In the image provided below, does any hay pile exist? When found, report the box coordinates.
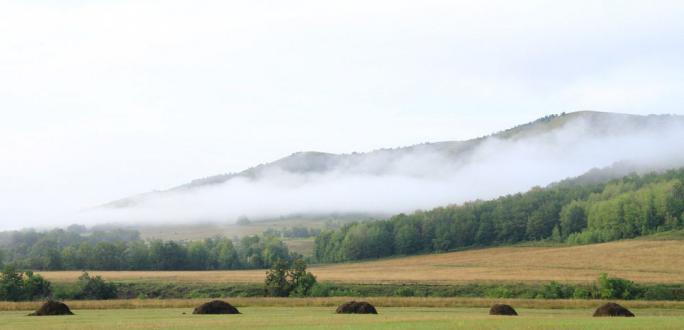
[193,300,240,314]
[28,301,74,316]
[489,304,518,316]
[335,301,378,314]
[593,302,635,317]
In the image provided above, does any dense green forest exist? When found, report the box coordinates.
[314,168,684,262]
[0,227,295,271]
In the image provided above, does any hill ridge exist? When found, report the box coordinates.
[100,111,684,209]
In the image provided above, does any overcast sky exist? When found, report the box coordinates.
[2,1,684,228]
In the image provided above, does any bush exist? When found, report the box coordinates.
[329,288,361,297]
[22,271,52,300]
[290,259,317,296]
[485,286,513,298]
[572,287,591,299]
[77,272,117,300]
[52,282,79,300]
[598,273,640,300]
[0,266,52,301]
[264,259,290,297]
[264,258,317,297]
[309,283,332,297]
[642,285,676,301]
[566,230,601,245]
[541,281,574,299]
[394,286,416,297]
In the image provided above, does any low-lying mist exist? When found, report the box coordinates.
[76,114,684,227]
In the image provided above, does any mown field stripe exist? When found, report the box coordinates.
[3,297,684,311]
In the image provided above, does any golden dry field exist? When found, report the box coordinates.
[38,238,684,284]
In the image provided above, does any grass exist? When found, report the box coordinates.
[3,297,684,311]
[636,230,684,241]
[38,238,684,285]
[1,306,684,329]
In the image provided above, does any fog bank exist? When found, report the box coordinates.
[79,115,684,226]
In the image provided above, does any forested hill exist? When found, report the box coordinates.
[314,168,684,263]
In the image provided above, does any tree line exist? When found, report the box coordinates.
[263,226,322,239]
[0,228,296,271]
[314,168,684,262]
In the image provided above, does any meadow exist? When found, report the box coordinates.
[3,297,684,311]
[14,236,684,328]
[1,306,684,330]
[37,238,684,285]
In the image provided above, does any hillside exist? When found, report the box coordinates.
[314,167,684,263]
[37,232,684,284]
[100,111,684,212]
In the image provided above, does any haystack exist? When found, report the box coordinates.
[335,301,378,314]
[593,302,635,317]
[489,304,518,316]
[28,301,74,316]
[193,300,240,314]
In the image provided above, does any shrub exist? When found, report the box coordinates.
[289,259,317,296]
[0,266,52,301]
[572,287,591,299]
[264,259,290,297]
[394,286,416,297]
[597,273,640,300]
[566,230,601,245]
[77,272,117,300]
[541,281,574,299]
[22,271,52,300]
[264,258,317,297]
[642,285,675,301]
[485,286,513,298]
[330,288,361,297]
[309,283,332,297]
[52,283,80,300]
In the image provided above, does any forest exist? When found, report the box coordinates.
[0,228,295,271]
[314,168,684,262]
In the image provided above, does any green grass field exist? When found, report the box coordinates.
[1,306,684,329]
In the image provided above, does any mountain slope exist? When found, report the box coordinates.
[175,111,673,190]
[98,111,684,222]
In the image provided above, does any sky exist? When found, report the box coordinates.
[1,1,684,229]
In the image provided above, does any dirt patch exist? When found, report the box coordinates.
[28,301,74,316]
[193,300,240,314]
[335,301,378,314]
[489,304,518,316]
[593,302,635,317]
